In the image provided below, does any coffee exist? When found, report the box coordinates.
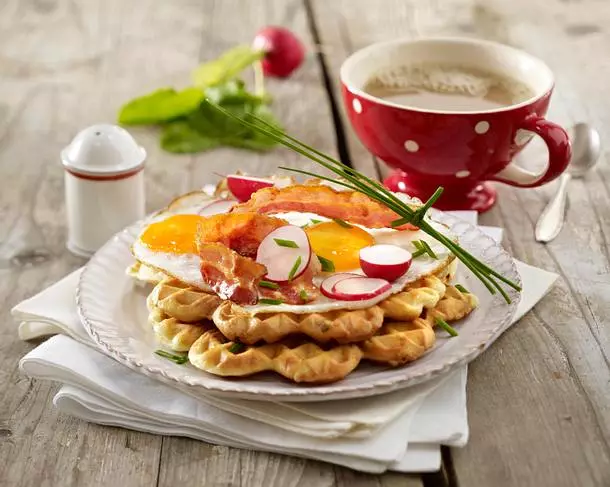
[363,63,534,112]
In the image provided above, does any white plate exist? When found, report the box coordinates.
[77,210,520,402]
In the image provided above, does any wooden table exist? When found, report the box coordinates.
[1,0,609,485]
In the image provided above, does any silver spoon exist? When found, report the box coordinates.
[535,123,601,243]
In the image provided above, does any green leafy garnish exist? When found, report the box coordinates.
[299,289,309,301]
[412,249,427,259]
[310,219,322,224]
[228,342,245,354]
[317,255,335,272]
[332,218,352,228]
[259,298,284,305]
[412,240,437,259]
[119,88,205,125]
[192,45,264,87]
[455,284,470,294]
[434,317,459,337]
[206,102,522,304]
[154,350,188,364]
[160,121,221,153]
[274,238,299,248]
[259,280,280,290]
[288,256,302,280]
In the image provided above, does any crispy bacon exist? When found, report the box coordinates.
[259,257,320,305]
[230,185,418,230]
[199,243,267,305]
[197,213,288,258]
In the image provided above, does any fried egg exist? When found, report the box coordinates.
[131,198,456,314]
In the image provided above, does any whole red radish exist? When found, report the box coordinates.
[226,174,274,202]
[253,26,305,78]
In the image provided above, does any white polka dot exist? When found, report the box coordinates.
[404,140,419,152]
[352,98,362,114]
[514,128,534,146]
[475,121,490,134]
[455,170,471,178]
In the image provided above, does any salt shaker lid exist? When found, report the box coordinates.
[61,124,146,177]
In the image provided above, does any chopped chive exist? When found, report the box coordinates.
[288,255,302,280]
[154,350,188,364]
[228,342,245,354]
[310,218,322,224]
[299,289,309,301]
[333,217,352,228]
[317,254,335,272]
[259,280,280,290]
[412,249,426,259]
[274,238,299,248]
[434,317,459,337]
[420,240,438,259]
[300,223,310,229]
[455,284,470,294]
[259,298,284,305]
[412,240,424,250]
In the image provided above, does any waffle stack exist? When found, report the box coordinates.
[135,263,478,384]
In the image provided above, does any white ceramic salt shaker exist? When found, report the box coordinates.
[61,124,146,257]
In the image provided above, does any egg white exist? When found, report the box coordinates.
[132,203,456,314]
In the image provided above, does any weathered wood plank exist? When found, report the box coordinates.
[309,0,610,486]
[0,0,410,486]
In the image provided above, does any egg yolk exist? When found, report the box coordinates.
[140,214,202,254]
[305,221,374,271]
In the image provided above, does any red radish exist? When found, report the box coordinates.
[359,245,413,282]
[198,199,235,216]
[320,273,362,298]
[256,225,311,282]
[327,277,391,301]
[226,174,274,202]
[253,26,305,78]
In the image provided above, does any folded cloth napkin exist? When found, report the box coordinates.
[14,213,558,473]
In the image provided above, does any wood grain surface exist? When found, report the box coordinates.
[0,0,608,486]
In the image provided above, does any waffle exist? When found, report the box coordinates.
[379,275,447,321]
[212,301,385,345]
[148,306,209,352]
[188,329,362,383]
[426,284,479,324]
[148,278,222,323]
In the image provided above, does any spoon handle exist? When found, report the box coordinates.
[535,173,572,243]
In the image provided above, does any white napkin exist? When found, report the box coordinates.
[13,213,558,473]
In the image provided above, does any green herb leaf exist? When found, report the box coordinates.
[332,217,352,228]
[259,298,284,305]
[274,238,299,248]
[118,88,205,125]
[228,342,245,354]
[192,45,265,87]
[412,240,424,250]
[299,289,309,301]
[434,316,459,337]
[455,284,470,294]
[317,255,335,272]
[154,349,189,364]
[259,280,280,290]
[420,240,438,259]
[310,219,322,224]
[205,79,267,107]
[288,256,302,280]
[412,249,426,259]
[160,121,221,153]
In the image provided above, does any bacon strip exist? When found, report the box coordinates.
[230,185,418,230]
[197,213,288,258]
[199,243,266,305]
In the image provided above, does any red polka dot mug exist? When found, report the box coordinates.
[340,38,571,211]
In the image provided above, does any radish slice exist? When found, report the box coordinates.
[320,273,362,298]
[256,225,311,282]
[198,199,235,216]
[329,277,391,301]
[359,244,413,282]
[253,26,305,78]
[226,175,274,202]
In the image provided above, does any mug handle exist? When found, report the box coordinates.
[491,116,571,188]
